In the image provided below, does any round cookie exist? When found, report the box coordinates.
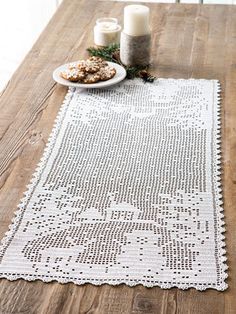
[60,68,85,82]
[76,60,88,71]
[76,60,100,73]
[97,66,116,81]
[68,62,79,70]
[82,72,101,84]
[85,61,100,73]
[87,56,108,67]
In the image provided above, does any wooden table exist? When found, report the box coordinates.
[0,0,235,313]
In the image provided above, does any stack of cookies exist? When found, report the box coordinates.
[60,57,116,84]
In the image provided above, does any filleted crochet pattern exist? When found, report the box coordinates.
[0,79,227,290]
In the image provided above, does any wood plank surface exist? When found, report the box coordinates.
[0,0,235,313]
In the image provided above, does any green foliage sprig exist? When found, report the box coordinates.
[87,44,156,83]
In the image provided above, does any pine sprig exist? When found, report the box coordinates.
[87,44,120,63]
[87,44,156,83]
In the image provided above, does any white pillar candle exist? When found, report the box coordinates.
[94,18,121,47]
[123,5,150,37]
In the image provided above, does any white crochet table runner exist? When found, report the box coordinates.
[0,79,227,290]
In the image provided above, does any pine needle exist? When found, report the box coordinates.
[87,44,156,83]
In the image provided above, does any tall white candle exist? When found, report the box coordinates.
[123,5,150,37]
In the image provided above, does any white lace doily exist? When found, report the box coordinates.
[0,79,227,290]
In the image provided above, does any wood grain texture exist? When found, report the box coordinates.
[0,1,235,313]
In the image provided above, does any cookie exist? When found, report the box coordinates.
[76,60,88,71]
[68,62,79,70]
[60,58,116,84]
[97,66,116,81]
[60,68,85,82]
[87,56,108,67]
[82,72,101,84]
[77,60,100,73]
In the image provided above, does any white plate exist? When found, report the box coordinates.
[53,61,126,88]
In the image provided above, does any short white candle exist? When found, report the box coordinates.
[94,18,121,47]
[123,5,150,37]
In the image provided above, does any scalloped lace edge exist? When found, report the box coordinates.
[211,80,228,290]
[0,80,228,291]
[0,275,228,291]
